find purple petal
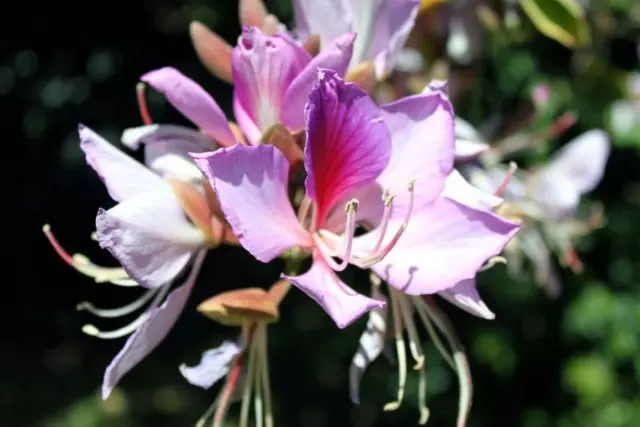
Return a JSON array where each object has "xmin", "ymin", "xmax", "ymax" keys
[
  {"xmin": 356, "ymin": 196, "xmax": 520, "ymax": 295},
  {"xmin": 122, "ymin": 124, "xmax": 215, "ymax": 183},
  {"xmin": 442, "ymin": 170, "xmax": 503, "ymax": 211},
  {"xmin": 366, "ymin": 0, "xmax": 421, "ymax": 78},
  {"xmin": 192, "ymin": 144, "xmax": 310, "ymax": 262},
  {"xmin": 376, "ymin": 90, "xmax": 455, "ymax": 209},
  {"xmin": 232, "ymin": 26, "xmax": 311, "ymax": 142},
  {"xmin": 438, "ymin": 278, "xmax": 495, "ymax": 320},
  {"xmin": 141, "ymin": 67, "xmax": 236, "ymax": 147},
  {"xmin": 455, "ymin": 140, "xmax": 490, "ymax": 161},
  {"xmin": 179, "ymin": 341, "xmax": 242, "ymax": 389},
  {"xmin": 281, "ymin": 255, "xmax": 385, "ymax": 328},
  {"xmin": 280, "ymin": 32, "xmax": 355, "ymax": 130},
  {"xmin": 102, "ymin": 250, "xmax": 206, "ymax": 399},
  {"xmin": 304, "ymin": 70, "xmax": 391, "ymax": 227},
  {"xmin": 96, "ymin": 191, "xmax": 205, "ymax": 289},
  {"xmin": 79, "ymin": 124, "xmax": 167, "ymax": 202}
]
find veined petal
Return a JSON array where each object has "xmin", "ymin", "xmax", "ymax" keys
[
  {"xmin": 141, "ymin": 67, "xmax": 236, "ymax": 147},
  {"xmin": 180, "ymin": 341, "xmax": 242, "ymax": 389},
  {"xmin": 293, "ymin": 0, "xmax": 353, "ymax": 49},
  {"xmin": 357, "ymin": 196, "xmax": 520, "ymax": 295},
  {"xmin": 304, "ymin": 70, "xmax": 391, "ymax": 227},
  {"xmin": 192, "ymin": 144, "xmax": 310, "ymax": 263},
  {"xmin": 122, "ymin": 124, "xmax": 215, "ymax": 183},
  {"xmin": 438, "ymin": 278, "xmax": 495, "ymax": 320},
  {"xmin": 281, "ymin": 32, "xmax": 356, "ymax": 130},
  {"xmin": 232, "ymin": 26, "xmax": 311, "ymax": 142},
  {"xmin": 79, "ymin": 124, "xmax": 168, "ymax": 202},
  {"xmin": 102, "ymin": 250, "xmax": 206, "ymax": 400},
  {"xmin": 96, "ymin": 191, "xmax": 205, "ymax": 289},
  {"xmin": 281, "ymin": 253, "xmax": 385, "ymax": 328},
  {"xmin": 366, "ymin": 0, "xmax": 421, "ymax": 79},
  {"xmin": 376, "ymin": 90, "xmax": 455, "ymax": 208}
]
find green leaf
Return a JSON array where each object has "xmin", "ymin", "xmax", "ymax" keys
[{"xmin": 520, "ymin": 0, "xmax": 590, "ymax": 48}]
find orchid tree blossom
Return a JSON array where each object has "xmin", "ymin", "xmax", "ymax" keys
[
  {"xmin": 461, "ymin": 129, "xmax": 610, "ymax": 296},
  {"xmin": 194, "ymin": 70, "xmax": 519, "ymax": 330},
  {"xmin": 180, "ymin": 280, "xmax": 288, "ymax": 427},
  {"xmin": 293, "ymin": 0, "xmax": 421, "ymax": 79},
  {"xmin": 232, "ymin": 26, "xmax": 356, "ymax": 143},
  {"xmin": 44, "ymin": 125, "xmax": 222, "ymax": 399}
]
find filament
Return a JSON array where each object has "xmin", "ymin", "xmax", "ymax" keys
[
  {"xmin": 136, "ymin": 82, "xmax": 153, "ymax": 125},
  {"xmin": 494, "ymin": 162, "xmax": 518, "ymax": 197},
  {"xmin": 417, "ymin": 364, "xmax": 430, "ymax": 425},
  {"xmin": 259, "ymin": 324, "xmax": 274, "ymax": 427},
  {"xmin": 371, "ymin": 192, "xmax": 395, "ymax": 253},
  {"xmin": 76, "ymin": 288, "xmax": 157, "ymax": 318},
  {"xmin": 383, "ymin": 291, "xmax": 407, "ymax": 412},
  {"xmin": 393, "ymin": 290, "xmax": 424, "ymax": 370},
  {"xmin": 239, "ymin": 329, "xmax": 259, "ymax": 427}
]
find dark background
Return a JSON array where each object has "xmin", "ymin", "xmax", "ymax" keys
[{"xmin": 3, "ymin": 1, "xmax": 640, "ymax": 426}]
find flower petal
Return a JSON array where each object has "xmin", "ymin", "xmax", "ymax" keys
[
  {"xmin": 189, "ymin": 21, "xmax": 233, "ymax": 84},
  {"xmin": 293, "ymin": 0, "xmax": 353, "ymax": 49},
  {"xmin": 357, "ymin": 196, "xmax": 520, "ymax": 295},
  {"xmin": 455, "ymin": 139, "xmax": 490, "ymax": 161},
  {"xmin": 141, "ymin": 67, "xmax": 236, "ymax": 147},
  {"xmin": 304, "ymin": 70, "xmax": 391, "ymax": 226},
  {"xmin": 192, "ymin": 144, "xmax": 310, "ymax": 263},
  {"xmin": 438, "ymin": 278, "xmax": 495, "ymax": 320},
  {"xmin": 232, "ymin": 27, "xmax": 311, "ymax": 142},
  {"xmin": 281, "ymin": 254, "xmax": 385, "ymax": 328},
  {"xmin": 122, "ymin": 124, "xmax": 215, "ymax": 183},
  {"xmin": 280, "ymin": 32, "xmax": 356, "ymax": 130},
  {"xmin": 366, "ymin": 0, "xmax": 421, "ymax": 78},
  {"xmin": 529, "ymin": 129, "xmax": 610, "ymax": 217},
  {"xmin": 179, "ymin": 341, "xmax": 242, "ymax": 389},
  {"xmin": 79, "ymin": 124, "xmax": 168, "ymax": 202},
  {"xmin": 376, "ymin": 90, "xmax": 455, "ymax": 208},
  {"xmin": 349, "ymin": 284, "xmax": 388, "ymax": 403},
  {"xmin": 102, "ymin": 250, "xmax": 206, "ymax": 399},
  {"xmin": 442, "ymin": 169, "xmax": 503, "ymax": 211},
  {"xmin": 96, "ymin": 191, "xmax": 205, "ymax": 289}
]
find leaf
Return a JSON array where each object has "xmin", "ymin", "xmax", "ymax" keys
[{"xmin": 520, "ymin": 0, "xmax": 590, "ymax": 48}]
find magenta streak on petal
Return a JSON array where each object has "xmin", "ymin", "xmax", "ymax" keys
[{"xmin": 303, "ymin": 70, "xmax": 391, "ymax": 228}]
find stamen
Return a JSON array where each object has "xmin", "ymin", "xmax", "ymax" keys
[
  {"xmin": 136, "ymin": 82, "xmax": 153, "ymax": 125},
  {"xmin": 253, "ymin": 329, "xmax": 264, "ymax": 427},
  {"xmin": 371, "ymin": 192, "xmax": 395, "ymax": 253},
  {"xmin": 355, "ymin": 180, "xmax": 416, "ymax": 269},
  {"xmin": 239, "ymin": 327, "xmax": 259, "ymax": 427},
  {"xmin": 331, "ymin": 200, "xmax": 359, "ymax": 272},
  {"xmin": 43, "ymin": 225, "xmax": 135, "ymax": 285},
  {"xmin": 297, "ymin": 196, "xmax": 312, "ymax": 227},
  {"xmin": 494, "ymin": 162, "xmax": 518, "ymax": 197},
  {"xmin": 81, "ymin": 282, "xmax": 171, "ymax": 339},
  {"xmin": 76, "ymin": 288, "xmax": 157, "ymax": 318},
  {"xmin": 478, "ymin": 256, "xmax": 507, "ymax": 272},
  {"xmin": 562, "ymin": 246, "xmax": 583, "ymax": 273},
  {"xmin": 417, "ymin": 365, "xmax": 430, "ymax": 425},
  {"xmin": 393, "ymin": 289, "xmax": 425, "ymax": 370},
  {"xmin": 383, "ymin": 291, "xmax": 407, "ymax": 412},
  {"xmin": 258, "ymin": 324, "xmax": 274, "ymax": 427},
  {"xmin": 413, "ymin": 296, "xmax": 456, "ymax": 370}
]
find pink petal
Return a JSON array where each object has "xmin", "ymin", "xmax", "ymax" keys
[
  {"xmin": 356, "ymin": 196, "xmax": 520, "ymax": 295},
  {"xmin": 455, "ymin": 139, "xmax": 490, "ymax": 161},
  {"xmin": 102, "ymin": 250, "xmax": 206, "ymax": 400},
  {"xmin": 96, "ymin": 191, "xmax": 205, "ymax": 289},
  {"xmin": 141, "ymin": 67, "xmax": 236, "ymax": 147},
  {"xmin": 122, "ymin": 124, "xmax": 215, "ymax": 183},
  {"xmin": 366, "ymin": 0, "xmax": 421, "ymax": 78},
  {"xmin": 438, "ymin": 278, "xmax": 495, "ymax": 320},
  {"xmin": 293, "ymin": 0, "xmax": 353, "ymax": 48},
  {"xmin": 79, "ymin": 124, "xmax": 167, "ymax": 202},
  {"xmin": 281, "ymin": 253, "xmax": 385, "ymax": 328},
  {"xmin": 304, "ymin": 70, "xmax": 391, "ymax": 227},
  {"xmin": 232, "ymin": 27, "xmax": 311, "ymax": 142},
  {"xmin": 376, "ymin": 90, "xmax": 455, "ymax": 209},
  {"xmin": 442, "ymin": 170, "xmax": 504, "ymax": 211},
  {"xmin": 280, "ymin": 32, "xmax": 356, "ymax": 130},
  {"xmin": 192, "ymin": 144, "xmax": 310, "ymax": 262}
]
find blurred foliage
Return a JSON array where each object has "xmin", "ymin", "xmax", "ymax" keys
[{"xmin": 4, "ymin": 0, "xmax": 640, "ymax": 427}]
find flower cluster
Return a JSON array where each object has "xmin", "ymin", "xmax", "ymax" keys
[{"xmin": 44, "ymin": 0, "xmax": 611, "ymax": 426}]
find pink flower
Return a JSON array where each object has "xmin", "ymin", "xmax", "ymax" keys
[
  {"xmin": 232, "ymin": 26, "xmax": 355, "ymax": 142},
  {"xmin": 194, "ymin": 71, "xmax": 519, "ymax": 328}
]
